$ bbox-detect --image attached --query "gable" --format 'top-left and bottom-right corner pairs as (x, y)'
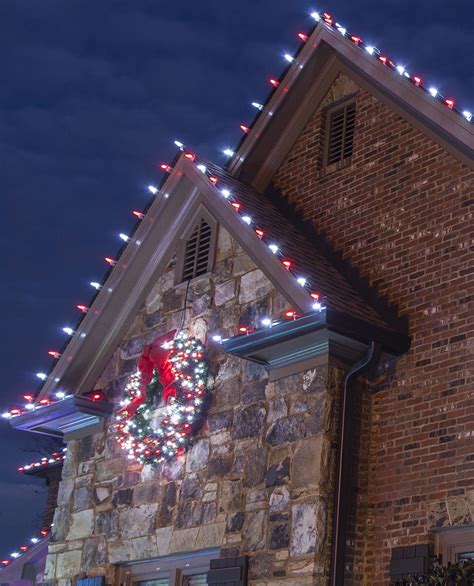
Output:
(229, 21), (473, 190)
(24, 153), (407, 406)
(93, 225), (283, 397)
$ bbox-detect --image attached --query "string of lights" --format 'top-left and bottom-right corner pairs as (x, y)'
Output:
(2, 7), (470, 421)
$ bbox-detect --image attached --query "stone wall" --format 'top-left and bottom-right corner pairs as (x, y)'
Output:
(44, 227), (342, 586)
(273, 73), (474, 584)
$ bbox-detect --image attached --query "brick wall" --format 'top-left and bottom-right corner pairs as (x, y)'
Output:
(273, 74), (474, 584)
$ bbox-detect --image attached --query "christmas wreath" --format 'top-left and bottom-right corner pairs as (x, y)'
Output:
(116, 330), (209, 464)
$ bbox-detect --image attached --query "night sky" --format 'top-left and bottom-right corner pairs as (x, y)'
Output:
(0, 0), (472, 557)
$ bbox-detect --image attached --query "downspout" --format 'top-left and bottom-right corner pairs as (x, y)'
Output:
(329, 341), (382, 586)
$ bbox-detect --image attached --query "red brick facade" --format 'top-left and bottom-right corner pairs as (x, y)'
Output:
(273, 74), (473, 584)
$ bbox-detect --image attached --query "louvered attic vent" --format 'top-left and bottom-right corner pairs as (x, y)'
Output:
(181, 217), (213, 282)
(326, 100), (356, 165)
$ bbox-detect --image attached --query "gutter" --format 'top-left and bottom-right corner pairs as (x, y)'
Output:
(329, 341), (382, 586)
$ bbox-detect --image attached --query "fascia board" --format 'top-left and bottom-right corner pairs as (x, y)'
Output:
(36, 157), (313, 401)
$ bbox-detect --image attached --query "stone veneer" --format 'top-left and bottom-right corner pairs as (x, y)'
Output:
(44, 226), (342, 586)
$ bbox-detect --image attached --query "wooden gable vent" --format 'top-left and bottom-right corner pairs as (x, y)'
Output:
(178, 210), (217, 283)
(326, 99), (356, 165)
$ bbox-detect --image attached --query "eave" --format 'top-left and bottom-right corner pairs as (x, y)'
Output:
(229, 22), (473, 190)
(221, 307), (410, 381)
(11, 395), (114, 440)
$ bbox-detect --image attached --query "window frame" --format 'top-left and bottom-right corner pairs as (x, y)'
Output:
(323, 95), (356, 168)
(434, 525), (474, 564)
(175, 206), (218, 285)
(116, 548), (219, 586)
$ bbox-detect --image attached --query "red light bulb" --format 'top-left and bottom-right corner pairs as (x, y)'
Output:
(285, 310), (297, 319)
(310, 293), (320, 300)
(133, 210), (145, 220)
(184, 152), (195, 161)
(282, 260), (291, 270)
(48, 351), (61, 359)
(269, 78), (279, 88)
(209, 176), (218, 185)
(445, 99), (454, 109)
(298, 32), (308, 42)
(23, 395), (34, 402)
(351, 36), (362, 45)
(231, 202), (241, 211)
(240, 124), (250, 134)
(105, 257), (117, 267)
(239, 326), (248, 334)
(413, 76), (422, 86)
(160, 163), (172, 173)
(255, 229), (264, 238)
(76, 304), (89, 313)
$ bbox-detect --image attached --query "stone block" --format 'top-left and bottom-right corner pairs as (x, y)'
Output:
(186, 439), (209, 473)
(292, 436), (323, 489)
(156, 526), (173, 555)
(215, 280), (236, 306)
(270, 486), (290, 513)
(95, 509), (118, 536)
(56, 550), (82, 578)
(66, 509), (94, 540)
(266, 415), (306, 446)
(290, 501), (326, 556)
(119, 504), (158, 539)
(242, 449), (267, 488)
(269, 523), (290, 550)
(243, 510), (266, 551)
(218, 480), (242, 512)
(239, 269), (273, 303)
(232, 403), (266, 440)
(169, 528), (199, 553)
(195, 522), (226, 549)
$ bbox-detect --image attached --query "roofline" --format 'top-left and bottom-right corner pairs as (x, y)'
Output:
(228, 22), (473, 188)
(36, 155), (315, 401)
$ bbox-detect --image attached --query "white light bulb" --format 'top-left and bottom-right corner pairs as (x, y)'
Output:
(429, 87), (438, 98)
(313, 302), (323, 311)
(242, 215), (252, 224)
(63, 327), (74, 336)
(2, 412), (12, 419)
(119, 233), (130, 242)
(310, 11), (321, 21)
(30, 538), (39, 544)
(212, 335), (222, 342)
(396, 65), (405, 76)
(90, 282), (101, 290)
(11, 553), (20, 559)
(25, 403), (35, 410)
(197, 164), (207, 173)
(297, 277), (307, 287)
(284, 53), (294, 63)
(148, 185), (158, 194)
(36, 373), (47, 381)
(335, 24), (346, 36)
(252, 102), (264, 110)
(223, 148), (234, 157)
(221, 189), (231, 198)
(269, 244), (279, 254)
(462, 111), (472, 122)
(174, 140), (184, 149)
(56, 391), (66, 399)
(365, 46), (375, 55)
(261, 318), (272, 327)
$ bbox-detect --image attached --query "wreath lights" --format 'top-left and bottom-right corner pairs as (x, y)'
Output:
(116, 330), (209, 464)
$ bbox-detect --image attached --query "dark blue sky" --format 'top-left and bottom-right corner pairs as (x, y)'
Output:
(0, 0), (472, 557)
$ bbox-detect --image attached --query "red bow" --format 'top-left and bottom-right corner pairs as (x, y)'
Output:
(120, 330), (177, 418)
